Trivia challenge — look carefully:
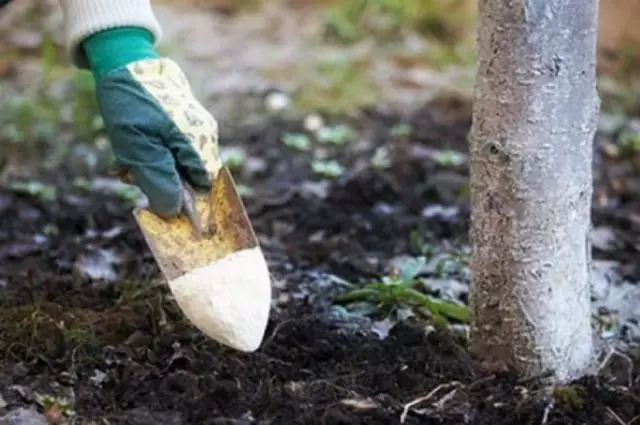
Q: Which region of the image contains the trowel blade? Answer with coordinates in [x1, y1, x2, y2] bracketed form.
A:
[132, 167, 271, 351]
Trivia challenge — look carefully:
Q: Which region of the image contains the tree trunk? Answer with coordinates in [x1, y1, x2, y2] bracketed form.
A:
[468, 0, 599, 383]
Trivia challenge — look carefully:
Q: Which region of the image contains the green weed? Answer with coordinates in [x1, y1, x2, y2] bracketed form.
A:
[371, 146, 391, 169]
[435, 149, 465, 167]
[236, 184, 254, 197]
[317, 123, 357, 145]
[282, 133, 312, 151]
[334, 256, 470, 325]
[221, 146, 247, 169]
[109, 184, 143, 202]
[312, 159, 345, 178]
[7, 180, 57, 201]
[36, 393, 76, 418]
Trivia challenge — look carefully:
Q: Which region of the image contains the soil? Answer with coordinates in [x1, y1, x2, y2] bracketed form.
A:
[0, 97, 640, 425]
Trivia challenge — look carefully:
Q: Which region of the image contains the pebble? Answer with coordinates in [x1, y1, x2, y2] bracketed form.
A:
[0, 408, 48, 425]
[265, 92, 290, 111]
[303, 113, 324, 132]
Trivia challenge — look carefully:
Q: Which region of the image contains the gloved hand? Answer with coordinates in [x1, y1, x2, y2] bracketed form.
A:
[83, 27, 221, 217]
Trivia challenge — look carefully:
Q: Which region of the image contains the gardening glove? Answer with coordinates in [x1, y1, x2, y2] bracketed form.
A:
[83, 27, 222, 217]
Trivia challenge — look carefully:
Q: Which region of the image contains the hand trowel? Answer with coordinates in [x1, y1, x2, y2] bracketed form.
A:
[122, 167, 272, 352]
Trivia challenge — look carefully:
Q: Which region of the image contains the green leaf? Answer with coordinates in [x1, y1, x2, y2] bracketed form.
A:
[312, 159, 345, 178]
[282, 133, 312, 151]
[317, 124, 356, 145]
[397, 256, 426, 282]
[431, 313, 450, 330]
[431, 298, 470, 322]
[334, 287, 381, 304]
[8, 180, 57, 201]
[403, 288, 435, 306]
[403, 288, 469, 323]
[221, 147, 247, 169]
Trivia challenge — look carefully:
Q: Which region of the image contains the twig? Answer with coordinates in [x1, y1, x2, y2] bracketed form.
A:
[598, 346, 634, 388]
[467, 375, 495, 390]
[434, 388, 458, 410]
[628, 414, 640, 425]
[606, 406, 627, 425]
[540, 401, 554, 425]
[400, 381, 461, 424]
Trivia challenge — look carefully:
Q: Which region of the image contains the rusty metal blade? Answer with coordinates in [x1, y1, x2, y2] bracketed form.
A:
[132, 167, 259, 282]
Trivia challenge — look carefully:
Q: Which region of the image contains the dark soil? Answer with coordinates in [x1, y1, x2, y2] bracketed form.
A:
[0, 97, 639, 425]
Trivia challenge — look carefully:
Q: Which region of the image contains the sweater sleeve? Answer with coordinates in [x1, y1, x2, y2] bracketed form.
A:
[57, 0, 163, 70]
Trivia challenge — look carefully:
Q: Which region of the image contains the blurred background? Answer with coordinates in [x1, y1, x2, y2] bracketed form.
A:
[0, 0, 639, 177]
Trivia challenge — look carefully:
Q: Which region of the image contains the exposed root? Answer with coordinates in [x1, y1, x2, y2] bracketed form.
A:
[400, 381, 462, 424]
[598, 346, 634, 388]
[540, 401, 554, 425]
[607, 406, 628, 425]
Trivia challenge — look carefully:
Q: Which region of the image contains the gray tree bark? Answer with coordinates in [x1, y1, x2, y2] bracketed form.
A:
[468, 0, 600, 383]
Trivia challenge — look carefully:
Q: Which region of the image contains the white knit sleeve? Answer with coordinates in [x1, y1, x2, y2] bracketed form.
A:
[57, 0, 163, 69]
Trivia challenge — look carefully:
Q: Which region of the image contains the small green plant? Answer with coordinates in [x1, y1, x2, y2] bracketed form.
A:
[334, 257, 469, 325]
[42, 223, 59, 237]
[221, 146, 247, 170]
[36, 393, 76, 419]
[72, 177, 92, 190]
[8, 180, 57, 201]
[312, 159, 345, 178]
[435, 149, 465, 167]
[317, 124, 357, 145]
[282, 133, 312, 151]
[371, 146, 392, 169]
[109, 184, 143, 202]
[236, 184, 254, 197]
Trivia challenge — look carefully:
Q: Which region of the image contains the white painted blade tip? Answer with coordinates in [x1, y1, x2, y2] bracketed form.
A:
[168, 246, 272, 352]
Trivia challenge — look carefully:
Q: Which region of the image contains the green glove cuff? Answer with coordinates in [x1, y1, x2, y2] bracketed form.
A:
[82, 27, 160, 81]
